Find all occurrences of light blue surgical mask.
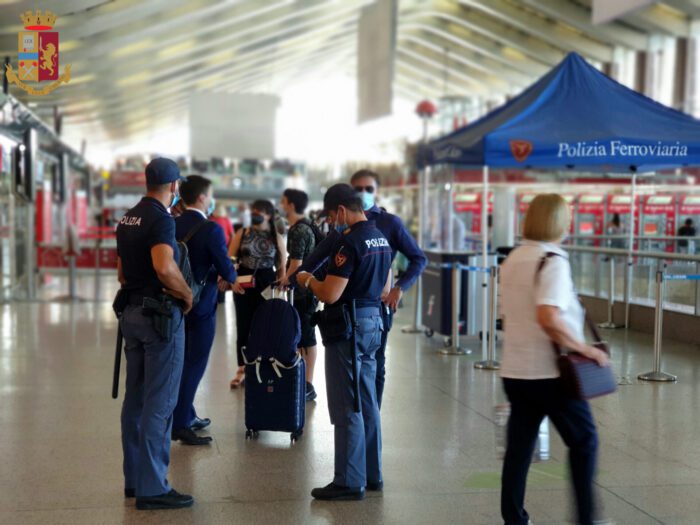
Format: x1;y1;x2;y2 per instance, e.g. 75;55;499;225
170;194;180;209
335;223;348;233
207;197;216;217
359;191;375;211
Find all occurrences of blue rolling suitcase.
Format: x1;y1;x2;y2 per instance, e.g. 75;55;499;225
242;291;306;442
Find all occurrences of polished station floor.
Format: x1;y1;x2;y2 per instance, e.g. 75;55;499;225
1;279;699;524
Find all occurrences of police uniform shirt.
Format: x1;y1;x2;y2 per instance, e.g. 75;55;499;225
117;197;179;292
326;220;391;306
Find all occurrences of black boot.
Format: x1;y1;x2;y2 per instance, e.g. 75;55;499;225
172;428;213;446
311;482;364;501
136;489;194;510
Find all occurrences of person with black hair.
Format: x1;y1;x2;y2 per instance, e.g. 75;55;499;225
297;183;391;501
678;218;696;252
225;200;287;388
279;188;324;402
293;170;427;409
171;175;239;446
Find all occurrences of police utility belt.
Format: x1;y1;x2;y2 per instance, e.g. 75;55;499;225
113;289;179;341
311;301;380;344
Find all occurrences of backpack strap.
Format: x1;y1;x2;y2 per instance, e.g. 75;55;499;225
180;219;210;244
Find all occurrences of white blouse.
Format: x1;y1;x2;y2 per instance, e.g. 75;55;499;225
499;240;584;380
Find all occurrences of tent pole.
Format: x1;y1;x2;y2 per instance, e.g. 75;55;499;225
481;165;489;361
624;173;637;329
447;166;454;252
402;164;428;334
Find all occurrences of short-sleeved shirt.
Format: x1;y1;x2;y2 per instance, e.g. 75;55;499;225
499;240;584;380
326;220;392;306
117;196;179;293
287;219;316;263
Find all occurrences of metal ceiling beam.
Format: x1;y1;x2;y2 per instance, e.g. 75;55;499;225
411;1;564;66
400;18;548;77
398;33;532;88
24;2;362;107
624;3;690;36
519;0;648;49
456;0;614;62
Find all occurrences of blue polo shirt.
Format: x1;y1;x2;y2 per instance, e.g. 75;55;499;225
326;220;392;306
296;205;426;291
116;197;179;293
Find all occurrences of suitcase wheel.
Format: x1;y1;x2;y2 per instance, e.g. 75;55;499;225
245;429;259;440
443;337;452;347
424;328;434;338
291;430;303;443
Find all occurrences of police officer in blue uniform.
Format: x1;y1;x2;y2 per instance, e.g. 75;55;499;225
171;175;239;445
116;158;194;510
297;183;392;501
295;170;426;408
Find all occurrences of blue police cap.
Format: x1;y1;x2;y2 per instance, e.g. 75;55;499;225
145;158;186;185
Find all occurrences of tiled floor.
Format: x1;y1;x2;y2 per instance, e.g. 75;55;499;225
1;278;699;524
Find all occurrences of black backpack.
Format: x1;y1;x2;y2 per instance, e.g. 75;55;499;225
176;220;210;306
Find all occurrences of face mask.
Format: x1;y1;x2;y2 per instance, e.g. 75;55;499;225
207;197;216;217
170;193;180;209
251;214;265;226
334;209;348;233
359;191;375;211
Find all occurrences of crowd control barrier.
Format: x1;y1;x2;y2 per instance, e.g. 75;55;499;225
638;271;700;382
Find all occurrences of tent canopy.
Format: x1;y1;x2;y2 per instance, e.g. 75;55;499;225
420;53;700;173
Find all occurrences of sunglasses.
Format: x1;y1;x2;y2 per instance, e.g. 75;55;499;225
353;185;375;194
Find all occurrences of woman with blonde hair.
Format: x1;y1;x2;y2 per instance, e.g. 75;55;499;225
499;194;610;525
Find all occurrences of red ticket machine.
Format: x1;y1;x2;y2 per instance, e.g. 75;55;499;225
454;191;493;234
35;180;53;243
640;194;676;253
677;194;700;253
575;194;606;245
606;194;640;249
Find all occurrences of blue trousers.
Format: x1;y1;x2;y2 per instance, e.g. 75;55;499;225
325;314;384;489
501;378;598;525
120;305;185;497
375;307;393;409
172;313;217;431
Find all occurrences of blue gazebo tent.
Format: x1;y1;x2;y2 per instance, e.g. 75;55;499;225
419;52;700;173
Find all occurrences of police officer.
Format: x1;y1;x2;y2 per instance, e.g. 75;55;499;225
297;183;391;501
116;158;194;510
295;170;426;408
171;175;240;445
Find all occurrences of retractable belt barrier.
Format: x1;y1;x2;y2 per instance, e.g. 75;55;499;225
426;261;490;273
428;261;497;359
636;271;700;383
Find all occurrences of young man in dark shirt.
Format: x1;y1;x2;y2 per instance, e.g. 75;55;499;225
280;188;321;401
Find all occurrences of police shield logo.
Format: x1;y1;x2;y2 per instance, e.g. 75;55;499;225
335;248;347;267
510;140;533;163
6;9;71;96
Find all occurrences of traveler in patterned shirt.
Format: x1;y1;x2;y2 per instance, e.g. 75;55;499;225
279;189;324;402
225;200;287;389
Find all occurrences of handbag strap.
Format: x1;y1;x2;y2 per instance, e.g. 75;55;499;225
535;252;607;354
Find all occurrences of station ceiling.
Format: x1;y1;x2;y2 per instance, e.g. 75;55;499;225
0;0;699;153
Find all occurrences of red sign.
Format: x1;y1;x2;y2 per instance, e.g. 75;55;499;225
38;32;58;81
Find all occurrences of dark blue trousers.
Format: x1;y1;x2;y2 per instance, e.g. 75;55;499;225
501;378;598;525
121;305;184;497
172;313;217;431
375;307;393;409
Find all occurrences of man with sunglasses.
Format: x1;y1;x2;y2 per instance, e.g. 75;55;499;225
293;169;427;408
